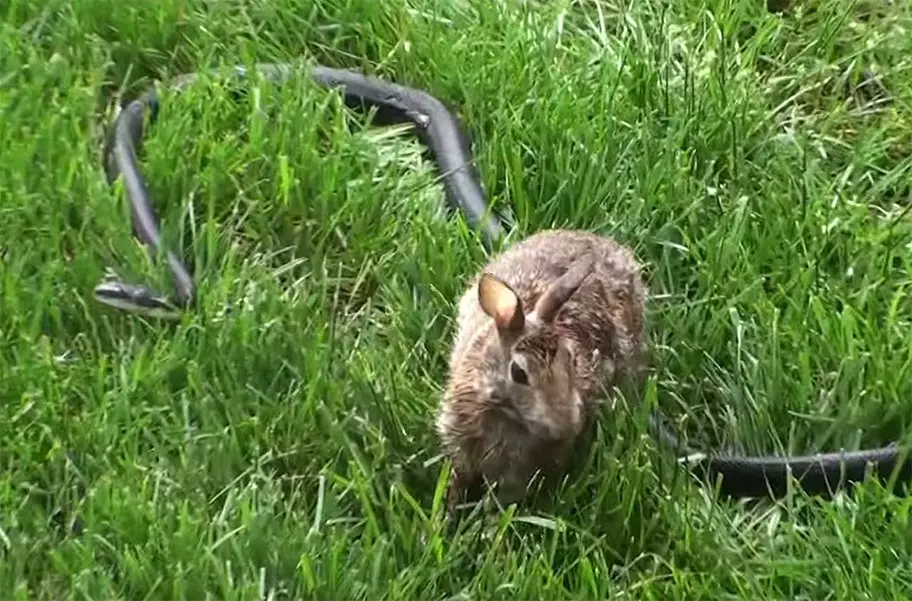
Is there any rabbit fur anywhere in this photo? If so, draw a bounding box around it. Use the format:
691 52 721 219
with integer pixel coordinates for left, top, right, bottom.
436 228 647 510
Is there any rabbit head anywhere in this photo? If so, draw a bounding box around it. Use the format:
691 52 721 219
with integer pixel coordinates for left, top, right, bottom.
447 254 596 442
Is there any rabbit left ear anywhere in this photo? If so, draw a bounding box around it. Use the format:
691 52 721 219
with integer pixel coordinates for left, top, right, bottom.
533 254 593 323
478 273 525 336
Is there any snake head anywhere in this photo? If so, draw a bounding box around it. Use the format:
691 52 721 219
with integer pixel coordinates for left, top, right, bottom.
93 280 182 320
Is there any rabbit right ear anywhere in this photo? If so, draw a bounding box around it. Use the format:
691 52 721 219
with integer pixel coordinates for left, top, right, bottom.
478 273 525 336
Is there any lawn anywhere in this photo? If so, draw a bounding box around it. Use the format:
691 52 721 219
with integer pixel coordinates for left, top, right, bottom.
2 0 912 598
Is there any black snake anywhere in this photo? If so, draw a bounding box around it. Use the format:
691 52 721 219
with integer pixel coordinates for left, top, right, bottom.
97 60 912 500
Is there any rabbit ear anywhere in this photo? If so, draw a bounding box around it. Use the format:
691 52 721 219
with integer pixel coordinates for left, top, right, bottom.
478 273 525 335
533 254 594 323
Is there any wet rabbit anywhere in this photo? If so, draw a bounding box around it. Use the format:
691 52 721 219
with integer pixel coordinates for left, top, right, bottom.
436 229 647 511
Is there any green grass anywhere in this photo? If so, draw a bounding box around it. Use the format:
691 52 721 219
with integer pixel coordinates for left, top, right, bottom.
2 0 912 598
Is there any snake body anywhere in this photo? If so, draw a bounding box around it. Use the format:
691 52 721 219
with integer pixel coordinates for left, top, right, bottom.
98 61 912 499
96 63 502 317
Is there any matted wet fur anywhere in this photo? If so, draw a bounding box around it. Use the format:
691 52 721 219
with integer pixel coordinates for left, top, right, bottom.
437 229 648 512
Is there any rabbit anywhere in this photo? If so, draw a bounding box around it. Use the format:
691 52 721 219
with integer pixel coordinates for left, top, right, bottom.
436 228 648 511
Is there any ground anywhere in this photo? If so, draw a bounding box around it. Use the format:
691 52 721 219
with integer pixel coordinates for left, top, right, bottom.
2 0 912 598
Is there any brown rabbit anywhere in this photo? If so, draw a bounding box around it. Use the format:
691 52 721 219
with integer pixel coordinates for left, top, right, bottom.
436 228 648 511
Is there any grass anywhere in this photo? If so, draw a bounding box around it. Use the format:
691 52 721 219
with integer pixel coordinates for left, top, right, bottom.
2 0 912 597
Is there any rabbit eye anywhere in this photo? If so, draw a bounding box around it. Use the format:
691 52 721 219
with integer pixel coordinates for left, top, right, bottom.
509 361 529 385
